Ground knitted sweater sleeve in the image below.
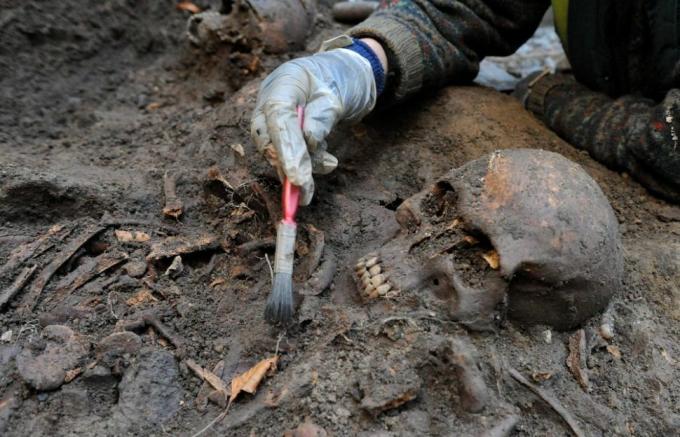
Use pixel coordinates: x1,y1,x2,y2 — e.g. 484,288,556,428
348,0,550,104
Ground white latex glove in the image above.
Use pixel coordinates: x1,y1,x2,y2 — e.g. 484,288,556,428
251,48,377,205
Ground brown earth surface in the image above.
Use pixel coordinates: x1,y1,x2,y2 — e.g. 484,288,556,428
1,1,679,436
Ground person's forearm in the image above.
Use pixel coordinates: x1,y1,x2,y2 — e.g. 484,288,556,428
360,38,388,74
349,0,550,103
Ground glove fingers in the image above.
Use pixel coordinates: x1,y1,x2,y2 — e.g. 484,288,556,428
302,94,342,153
311,147,339,175
250,107,271,153
263,100,314,194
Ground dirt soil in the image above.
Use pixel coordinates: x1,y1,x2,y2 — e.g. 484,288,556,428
1,1,679,436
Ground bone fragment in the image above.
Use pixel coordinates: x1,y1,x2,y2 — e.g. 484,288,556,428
162,171,183,219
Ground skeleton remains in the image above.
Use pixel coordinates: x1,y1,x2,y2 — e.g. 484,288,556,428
354,149,624,331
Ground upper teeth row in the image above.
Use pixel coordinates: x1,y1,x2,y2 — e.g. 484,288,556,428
354,254,397,299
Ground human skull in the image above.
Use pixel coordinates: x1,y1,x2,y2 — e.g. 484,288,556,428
354,149,623,331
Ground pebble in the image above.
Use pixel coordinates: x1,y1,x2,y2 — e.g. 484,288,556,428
16,325,88,391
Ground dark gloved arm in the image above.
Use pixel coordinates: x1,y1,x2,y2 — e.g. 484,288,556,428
348,0,550,104
528,74,680,201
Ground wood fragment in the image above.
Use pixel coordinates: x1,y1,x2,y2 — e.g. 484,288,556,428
52,250,129,303
302,250,336,296
296,225,324,281
0,224,67,278
176,1,201,14
250,181,279,228
187,359,228,395
125,289,158,306
196,361,225,411
507,366,585,437
64,367,83,383
481,250,500,270
0,265,38,311
115,229,151,243
19,226,106,314
146,234,220,262
163,171,184,219
117,313,184,356
236,237,275,256
205,166,236,203
566,329,590,391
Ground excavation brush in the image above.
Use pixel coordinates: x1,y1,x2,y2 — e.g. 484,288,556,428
265,107,303,324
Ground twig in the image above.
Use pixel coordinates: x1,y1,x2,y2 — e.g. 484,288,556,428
0,265,37,311
236,237,275,256
507,366,585,437
190,403,233,437
264,254,274,284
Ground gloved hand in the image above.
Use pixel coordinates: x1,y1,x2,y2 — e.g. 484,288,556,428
251,48,377,205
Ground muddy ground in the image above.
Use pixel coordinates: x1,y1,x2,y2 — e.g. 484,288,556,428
1,1,679,436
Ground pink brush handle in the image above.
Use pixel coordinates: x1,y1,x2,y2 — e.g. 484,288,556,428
282,106,304,224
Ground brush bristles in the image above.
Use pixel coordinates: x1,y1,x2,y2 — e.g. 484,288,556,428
265,271,294,324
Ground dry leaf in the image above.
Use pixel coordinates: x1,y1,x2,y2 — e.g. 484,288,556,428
607,345,622,360
176,1,200,13
230,356,278,404
115,229,151,243
481,250,500,270
210,278,226,288
230,143,245,157
126,289,158,306
64,367,82,383
146,102,161,111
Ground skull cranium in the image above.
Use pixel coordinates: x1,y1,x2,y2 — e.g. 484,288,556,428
354,149,623,331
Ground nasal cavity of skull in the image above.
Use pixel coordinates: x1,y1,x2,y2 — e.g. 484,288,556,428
422,181,458,224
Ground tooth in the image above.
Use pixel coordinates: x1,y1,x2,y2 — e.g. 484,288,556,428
360,270,370,281
367,287,379,299
376,283,391,295
369,265,381,276
355,261,366,271
362,276,372,288
370,274,385,287
358,256,366,263
365,257,379,268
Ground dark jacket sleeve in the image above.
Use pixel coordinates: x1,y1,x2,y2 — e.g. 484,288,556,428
348,0,550,103
529,74,680,202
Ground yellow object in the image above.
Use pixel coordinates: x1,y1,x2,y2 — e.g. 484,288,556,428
552,0,569,51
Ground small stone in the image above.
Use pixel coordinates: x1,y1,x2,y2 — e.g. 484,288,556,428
96,331,142,367
542,329,552,344
0,330,12,343
112,348,184,429
16,325,88,391
165,256,184,278
37,393,48,402
600,323,614,340
123,261,147,278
